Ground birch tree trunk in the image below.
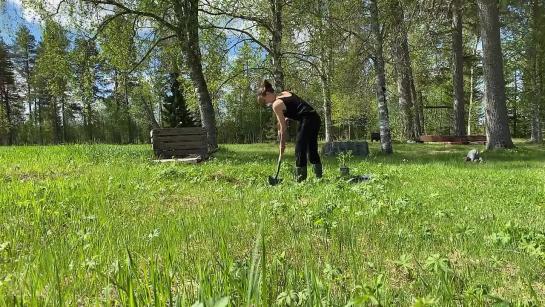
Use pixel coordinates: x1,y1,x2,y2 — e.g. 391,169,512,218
320,73,334,142
467,65,474,136
369,0,393,154
318,0,333,142
61,95,66,143
124,74,132,143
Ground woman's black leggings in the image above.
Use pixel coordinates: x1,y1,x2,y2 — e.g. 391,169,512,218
295,112,321,167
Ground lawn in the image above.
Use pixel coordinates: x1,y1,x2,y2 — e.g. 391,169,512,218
0,142,544,306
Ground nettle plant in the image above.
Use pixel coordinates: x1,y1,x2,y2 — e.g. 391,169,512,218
337,150,353,168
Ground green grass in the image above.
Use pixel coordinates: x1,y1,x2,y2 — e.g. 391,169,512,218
1,141,544,306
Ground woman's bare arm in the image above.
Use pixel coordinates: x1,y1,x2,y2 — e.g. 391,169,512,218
272,100,287,157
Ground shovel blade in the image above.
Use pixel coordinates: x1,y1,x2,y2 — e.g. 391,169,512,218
268,176,283,186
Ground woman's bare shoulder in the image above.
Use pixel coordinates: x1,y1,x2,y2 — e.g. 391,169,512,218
277,91,293,98
272,99,285,108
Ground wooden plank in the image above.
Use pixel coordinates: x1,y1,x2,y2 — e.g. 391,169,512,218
152,133,205,139
155,148,207,154
155,149,208,158
151,132,205,138
155,154,207,160
153,147,207,155
153,143,205,149
152,157,201,164
152,143,208,152
151,127,205,134
152,135,206,143
151,127,205,136
152,140,207,147
466,135,487,142
420,135,487,143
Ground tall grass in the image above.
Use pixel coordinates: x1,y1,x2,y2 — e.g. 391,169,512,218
0,142,544,305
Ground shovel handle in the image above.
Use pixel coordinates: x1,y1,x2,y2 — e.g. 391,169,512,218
274,157,282,179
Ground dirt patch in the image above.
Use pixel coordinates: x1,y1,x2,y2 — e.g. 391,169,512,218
386,262,415,290
501,263,520,279
208,171,242,185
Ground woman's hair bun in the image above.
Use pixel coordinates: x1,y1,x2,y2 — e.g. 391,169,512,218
258,79,275,96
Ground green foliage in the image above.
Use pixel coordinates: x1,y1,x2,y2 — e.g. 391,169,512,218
35,20,71,97
32,19,72,143
220,42,271,143
336,150,353,167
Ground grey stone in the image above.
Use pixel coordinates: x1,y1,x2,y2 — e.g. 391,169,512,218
322,141,369,157
465,149,483,162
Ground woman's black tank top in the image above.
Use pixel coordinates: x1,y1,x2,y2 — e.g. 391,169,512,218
278,92,315,121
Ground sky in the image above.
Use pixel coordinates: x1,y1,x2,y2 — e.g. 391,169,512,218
0,0,44,43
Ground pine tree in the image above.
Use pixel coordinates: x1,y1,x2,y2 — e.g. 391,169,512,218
0,41,20,145
162,72,195,128
477,0,514,149
13,26,37,123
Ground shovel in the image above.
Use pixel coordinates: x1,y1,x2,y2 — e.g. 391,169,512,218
268,156,283,186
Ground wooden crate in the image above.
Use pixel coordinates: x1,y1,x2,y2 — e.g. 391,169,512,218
150,127,208,160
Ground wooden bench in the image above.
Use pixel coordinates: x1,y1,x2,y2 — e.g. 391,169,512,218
150,127,209,161
419,135,487,145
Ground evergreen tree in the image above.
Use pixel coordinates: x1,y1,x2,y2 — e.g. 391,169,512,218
162,72,195,128
0,40,22,145
13,26,37,122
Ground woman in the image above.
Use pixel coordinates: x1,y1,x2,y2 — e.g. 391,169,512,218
258,80,322,182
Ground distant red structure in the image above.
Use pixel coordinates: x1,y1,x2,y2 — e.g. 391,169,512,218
419,135,487,145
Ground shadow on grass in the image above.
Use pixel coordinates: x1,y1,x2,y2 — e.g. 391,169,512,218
214,142,545,170
364,143,545,169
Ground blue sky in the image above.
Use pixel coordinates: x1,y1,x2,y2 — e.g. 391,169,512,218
0,0,42,43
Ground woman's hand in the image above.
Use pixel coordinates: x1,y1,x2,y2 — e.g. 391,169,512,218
279,141,286,159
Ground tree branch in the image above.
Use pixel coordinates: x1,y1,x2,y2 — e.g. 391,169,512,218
212,61,269,98
201,23,271,53
91,11,132,40
48,0,67,18
223,38,255,54
199,1,272,32
282,51,323,75
128,35,176,75
88,0,177,32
